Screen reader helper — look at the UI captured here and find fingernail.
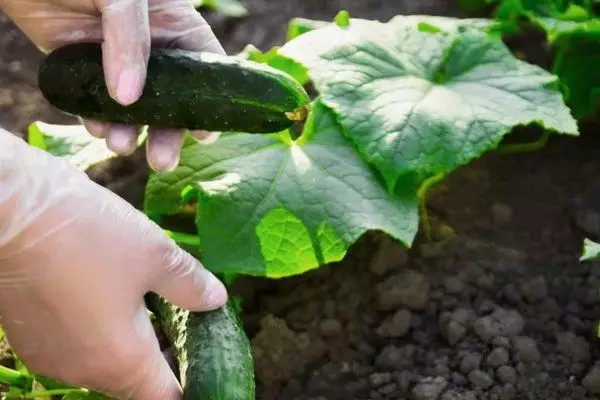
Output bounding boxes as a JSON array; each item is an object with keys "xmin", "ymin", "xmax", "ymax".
[
  {"xmin": 198, "ymin": 271, "xmax": 228, "ymax": 310},
  {"xmin": 190, "ymin": 130, "xmax": 221, "ymax": 145},
  {"xmin": 116, "ymin": 68, "xmax": 142, "ymax": 106},
  {"xmin": 148, "ymin": 149, "xmax": 180, "ymax": 172},
  {"xmin": 106, "ymin": 126, "xmax": 138, "ymax": 155}
]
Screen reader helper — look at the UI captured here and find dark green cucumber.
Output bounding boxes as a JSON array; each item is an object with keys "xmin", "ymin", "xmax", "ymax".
[
  {"xmin": 38, "ymin": 42, "xmax": 310, "ymax": 133},
  {"xmin": 146, "ymin": 294, "xmax": 254, "ymax": 400}
]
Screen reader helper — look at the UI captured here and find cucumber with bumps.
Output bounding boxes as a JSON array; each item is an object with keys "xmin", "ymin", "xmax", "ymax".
[
  {"xmin": 38, "ymin": 42, "xmax": 310, "ymax": 133},
  {"xmin": 146, "ymin": 294, "xmax": 255, "ymax": 400}
]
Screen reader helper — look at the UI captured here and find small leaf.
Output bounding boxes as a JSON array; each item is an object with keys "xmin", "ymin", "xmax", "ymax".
[
  {"xmin": 27, "ymin": 122, "xmax": 117, "ymax": 171},
  {"xmin": 237, "ymin": 45, "xmax": 309, "ymax": 85},
  {"xmin": 334, "ymin": 10, "xmax": 351, "ymax": 28},
  {"xmin": 581, "ymin": 238, "xmax": 600, "ymax": 261},
  {"xmin": 194, "ymin": 0, "xmax": 248, "ymax": 17},
  {"xmin": 553, "ymin": 36, "xmax": 600, "ymax": 118},
  {"xmin": 145, "ymin": 101, "xmax": 419, "ymax": 277},
  {"xmin": 286, "ymin": 18, "xmax": 330, "ymax": 41},
  {"xmin": 280, "ymin": 19, "xmax": 579, "ymax": 190}
]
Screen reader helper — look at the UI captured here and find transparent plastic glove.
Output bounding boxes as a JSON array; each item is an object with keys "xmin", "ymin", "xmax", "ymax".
[
  {"xmin": 0, "ymin": 129, "xmax": 227, "ymax": 399},
  {"xmin": 1, "ymin": 0, "xmax": 224, "ymax": 172}
]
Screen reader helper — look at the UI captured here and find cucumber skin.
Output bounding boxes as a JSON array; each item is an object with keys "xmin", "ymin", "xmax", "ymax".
[
  {"xmin": 147, "ymin": 294, "xmax": 255, "ymax": 400},
  {"xmin": 38, "ymin": 43, "xmax": 310, "ymax": 133}
]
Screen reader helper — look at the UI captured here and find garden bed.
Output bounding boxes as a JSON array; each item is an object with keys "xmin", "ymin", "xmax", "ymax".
[{"xmin": 2, "ymin": 0, "xmax": 600, "ymax": 399}]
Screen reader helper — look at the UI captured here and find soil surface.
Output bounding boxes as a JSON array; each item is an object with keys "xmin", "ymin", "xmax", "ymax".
[{"xmin": 3, "ymin": 1, "xmax": 600, "ymax": 400}]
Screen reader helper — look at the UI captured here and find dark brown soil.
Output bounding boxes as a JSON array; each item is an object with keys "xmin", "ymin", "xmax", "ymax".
[{"xmin": 3, "ymin": 1, "xmax": 600, "ymax": 400}]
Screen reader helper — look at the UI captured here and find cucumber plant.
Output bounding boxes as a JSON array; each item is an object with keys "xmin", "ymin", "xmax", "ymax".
[{"xmin": 4, "ymin": 3, "xmax": 600, "ymax": 398}]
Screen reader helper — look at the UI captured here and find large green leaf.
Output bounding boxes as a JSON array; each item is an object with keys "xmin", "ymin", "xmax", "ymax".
[
  {"xmin": 145, "ymin": 101, "xmax": 419, "ymax": 278},
  {"xmin": 279, "ymin": 19, "xmax": 579, "ymax": 189}
]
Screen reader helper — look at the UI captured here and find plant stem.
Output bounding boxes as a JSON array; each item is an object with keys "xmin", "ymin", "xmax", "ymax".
[
  {"xmin": 417, "ymin": 173, "xmax": 445, "ymax": 241},
  {"xmin": 4, "ymin": 388, "xmax": 89, "ymax": 399},
  {"xmin": 170, "ymin": 231, "xmax": 201, "ymax": 247},
  {"xmin": 496, "ymin": 131, "xmax": 550, "ymax": 154},
  {"xmin": 0, "ymin": 365, "xmax": 28, "ymax": 387}
]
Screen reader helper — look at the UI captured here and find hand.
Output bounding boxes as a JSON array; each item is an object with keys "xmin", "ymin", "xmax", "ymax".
[
  {"xmin": 0, "ymin": 129, "xmax": 227, "ymax": 399},
  {"xmin": 1, "ymin": 0, "xmax": 223, "ymax": 172}
]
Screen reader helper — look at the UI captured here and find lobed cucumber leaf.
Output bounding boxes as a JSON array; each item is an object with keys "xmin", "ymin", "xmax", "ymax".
[
  {"xmin": 145, "ymin": 101, "xmax": 419, "ymax": 278},
  {"xmin": 279, "ymin": 19, "xmax": 579, "ymax": 190}
]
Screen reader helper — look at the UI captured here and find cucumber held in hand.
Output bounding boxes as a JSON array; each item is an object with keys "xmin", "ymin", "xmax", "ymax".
[
  {"xmin": 146, "ymin": 294, "xmax": 255, "ymax": 400},
  {"xmin": 38, "ymin": 42, "xmax": 310, "ymax": 133}
]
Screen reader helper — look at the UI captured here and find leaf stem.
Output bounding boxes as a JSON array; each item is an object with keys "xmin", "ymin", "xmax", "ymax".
[
  {"xmin": 4, "ymin": 388, "xmax": 89, "ymax": 399},
  {"xmin": 169, "ymin": 231, "xmax": 201, "ymax": 247},
  {"xmin": 0, "ymin": 365, "xmax": 29, "ymax": 387},
  {"xmin": 496, "ymin": 131, "xmax": 550, "ymax": 154},
  {"xmin": 417, "ymin": 173, "xmax": 446, "ymax": 241}
]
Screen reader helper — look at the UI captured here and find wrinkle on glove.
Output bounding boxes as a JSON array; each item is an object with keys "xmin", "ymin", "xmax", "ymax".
[
  {"xmin": 0, "ymin": 129, "xmax": 227, "ymax": 400},
  {"xmin": 2, "ymin": 0, "xmax": 224, "ymax": 172}
]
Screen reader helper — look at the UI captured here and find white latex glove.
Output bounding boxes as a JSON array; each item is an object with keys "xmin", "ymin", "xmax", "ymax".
[
  {"xmin": 0, "ymin": 129, "xmax": 227, "ymax": 399},
  {"xmin": 1, "ymin": 0, "xmax": 224, "ymax": 172}
]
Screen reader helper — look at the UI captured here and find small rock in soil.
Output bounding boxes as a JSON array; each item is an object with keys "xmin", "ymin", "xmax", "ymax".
[
  {"xmin": 439, "ymin": 308, "xmax": 475, "ymax": 345},
  {"xmin": 369, "ymin": 372, "xmax": 392, "ymax": 387},
  {"xmin": 556, "ymin": 331, "xmax": 591, "ymax": 363},
  {"xmin": 468, "ymin": 370, "xmax": 494, "ymax": 389},
  {"xmin": 519, "ymin": 276, "xmax": 548, "ymax": 303},
  {"xmin": 376, "ymin": 269, "xmax": 430, "ymax": 311},
  {"xmin": 319, "ymin": 318, "xmax": 342, "ymax": 337},
  {"xmin": 582, "ymin": 365, "xmax": 600, "ymax": 394},
  {"xmin": 369, "ymin": 236, "xmax": 408, "ymax": 276},
  {"xmin": 500, "ymin": 383, "xmax": 517, "ymax": 400},
  {"xmin": 443, "ymin": 276, "xmax": 465, "ymax": 294},
  {"xmin": 376, "ymin": 309, "xmax": 412, "ymax": 338},
  {"xmin": 411, "ymin": 377, "xmax": 447, "ymax": 400},
  {"xmin": 491, "ymin": 202, "xmax": 513, "ymax": 226},
  {"xmin": 252, "ymin": 315, "xmax": 326, "ymax": 386},
  {"xmin": 442, "ymin": 389, "xmax": 477, "ymax": 400},
  {"xmin": 473, "ymin": 308, "xmax": 525, "ymax": 342},
  {"xmin": 378, "ymin": 383, "xmax": 397, "ymax": 395},
  {"xmin": 486, "ymin": 347, "xmax": 510, "ymax": 367},
  {"xmin": 376, "ymin": 345, "xmax": 415, "ymax": 370},
  {"xmin": 451, "ymin": 372, "xmax": 468, "ymax": 385},
  {"xmin": 503, "ymin": 283, "xmax": 522, "ymax": 305},
  {"xmin": 491, "ymin": 336, "xmax": 511, "ymax": 348},
  {"xmin": 496, "ymin": 365, "xmax": 517, "ymax": 384},
  {"xmin": 511, "ymin": 336, "xmax": 541, "ymax": 363},
  {"xmin": 393, "ymin": 371, "xmax": 412, "ymax": 393},
  {"xmin": 475, "ymin": 298, "xmax": 496, "ymax": 315},
  {"xmin": 460, "ymin": 352, "xmax": 482, "ymax": 374}
]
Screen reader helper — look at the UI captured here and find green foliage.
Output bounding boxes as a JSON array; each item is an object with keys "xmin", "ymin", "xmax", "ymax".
[
  {"xmin": 458, "ymin": 0, "xmax": 600, "ymax": 118},
  {"xmin": 581, "ymin": 238, "xmax": 600, "ymax": 261},
  {"xmin": 278, "ymin": 17, "xmax": 577, "ymax": 190},
  {"xmin": 190, "ymin": 0, "xmax": 248, "ymax": 18},
  {"xmin": 27, "ymin": 122, "xmax": 120, "ymax": 170},
  {"xmin": 145, "ymin": 101, "xmax": 419, "ymax": 277},
  {"xmin": 19, "ymin": 4, "xmax": 600, "ymax": 396},
  {"xmin": 30, "ymin": 11, "xmax": 582, "ymax": 280}
]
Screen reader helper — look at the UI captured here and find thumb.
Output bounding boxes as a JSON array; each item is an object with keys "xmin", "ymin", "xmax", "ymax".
[
  {"xmin": 148, "ymin": 242, "xmax": 228, "ymax": 312},
  {"xmin": 100, "ymin": 0, "xmax": 151, "ymax": 105}
]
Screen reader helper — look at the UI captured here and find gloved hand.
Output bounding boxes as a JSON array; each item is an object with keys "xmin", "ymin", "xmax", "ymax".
[
  {"xmin": 0, "ymin": 129, "xmax": 227, "ymax": 399},
  {"xmin": 1, "ymin": 0, "xmax": 223, "ymax": 172}
]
